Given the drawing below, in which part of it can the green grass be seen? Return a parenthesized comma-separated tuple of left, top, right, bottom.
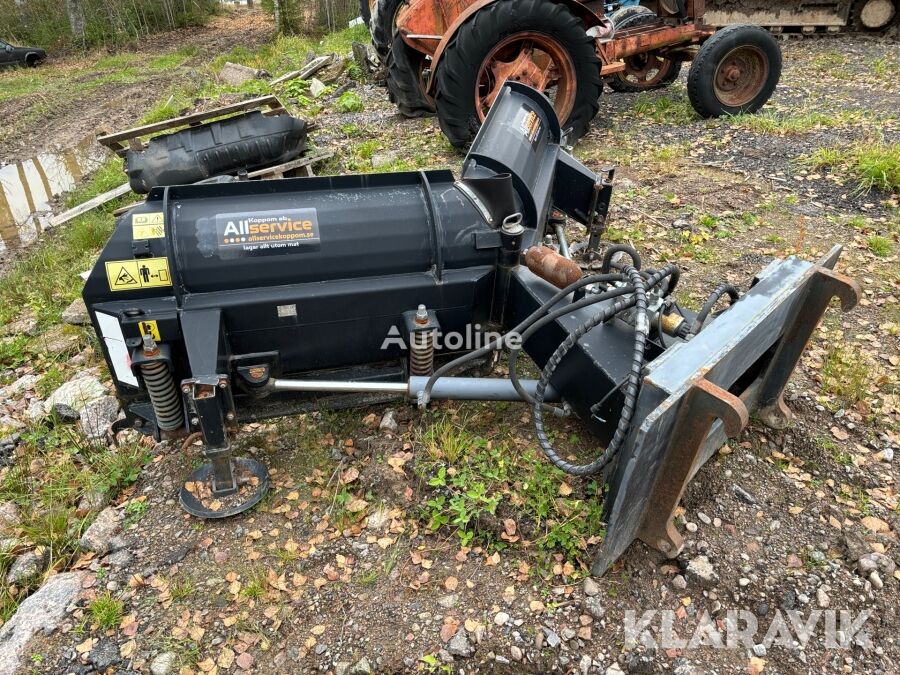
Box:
(867, 235, 894, 257)
(415, 414, 605, 566)
(632, 89, 697, 125)
(729, 109, 869, 135)
(802, 142, 900, 193)
(820, 345, 871, 407)
(90, 592, 123, 630)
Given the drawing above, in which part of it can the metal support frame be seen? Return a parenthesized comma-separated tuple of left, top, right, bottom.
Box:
(592, 246, 860, 575)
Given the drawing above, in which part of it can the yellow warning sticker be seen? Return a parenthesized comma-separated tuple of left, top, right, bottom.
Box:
(105, 257, 172, 292)
(132, 212, 165, 239)
(138, 320, 160, 341)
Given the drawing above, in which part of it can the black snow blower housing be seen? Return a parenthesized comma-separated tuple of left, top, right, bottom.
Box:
(82, 83, 860, 575)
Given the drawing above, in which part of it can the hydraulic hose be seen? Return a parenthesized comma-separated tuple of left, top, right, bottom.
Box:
(418, 272, 626, 406)
(600, 244, 641, 273)
(532, 265, 648, 476)
(691, 283, 740, 335)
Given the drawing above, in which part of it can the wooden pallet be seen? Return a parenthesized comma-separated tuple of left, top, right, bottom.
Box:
(96, 95, 288, 158)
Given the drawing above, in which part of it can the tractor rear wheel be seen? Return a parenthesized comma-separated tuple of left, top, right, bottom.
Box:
(371, 0, 403, 63)
(359, 0, 372, 30)
(385, 31, 436, 117)
(686, 24, 781, 118)
(434, 0, 602, 149)
(607, 5, 681, 92)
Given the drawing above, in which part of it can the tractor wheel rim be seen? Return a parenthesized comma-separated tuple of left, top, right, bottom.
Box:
(713, 45, 768, 108)
(476, 32, 577, 123)
(860, 0, 894, 27)
(620, 52, 673, 86)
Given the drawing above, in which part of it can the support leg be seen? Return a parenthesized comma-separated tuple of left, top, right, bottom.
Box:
(756, 268, 860, 429)
(636, 378, 748, 558)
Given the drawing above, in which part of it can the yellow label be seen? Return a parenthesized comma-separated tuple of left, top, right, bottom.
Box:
(132, 212, 165, 239)
(105, 257, 172, 291)
(137, 320, 160, 341)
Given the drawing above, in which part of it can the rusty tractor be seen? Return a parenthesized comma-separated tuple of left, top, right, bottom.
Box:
(368, 0, 784, 147)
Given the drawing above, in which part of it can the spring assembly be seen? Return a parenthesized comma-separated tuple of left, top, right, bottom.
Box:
(140, 337, 184, 431)
(409, 329, 436, 376)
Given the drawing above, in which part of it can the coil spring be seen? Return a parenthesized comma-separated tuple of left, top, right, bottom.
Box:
(409, 329, 435, 376)
(141, 360, 184, 431)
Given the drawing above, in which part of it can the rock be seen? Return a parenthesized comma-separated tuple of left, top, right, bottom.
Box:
(39, 325, 78, 355)
(89, 639, 120, 671)
(438, 594, 458, 609)
(49, 403, 79, 424)
(626, 654, 655, 673)
(318, 57, 347, 84)
(447, 630, 474, 657)
(731, 484, 757, 505)
(219, 61, 268, 86)
(77, 489, 108, 513)
(107, 549, 134, 568)
(816, 587, 830, 608)
(0, 502, 20, 531)
(561, 627, 577, 641)
(858, 552, 896, 577)
(334, 663, 351, 675)
(379, 410, 399, 434)
(509, 645, 523, 661)
(24, 401, 44, 423)
(6, 548, 50, 585)
(0, 571, 86, 674)
(583, 577, 600, 597)
(44, 376, 105, 416)
(371, 151, 400, 169)
(150, 651, 177, 675)
(0, 315, 38, 337)
(78, 396, 119, 440)
(2, 374, 38, 398)
(672, 574, 687, 590)
(78, 506, 122, 555)
(869, 571, 884, 590)
(543, 628, 561, 648)
(606, 664, 625, 675)
(309, 77, 327, 97)
(874, 446, 894, 462)
(61, 298, 89, 325)
(350, 657, 373, 674)
(751, 644, 767, 657)
(494, 611, 509, 626)
(697, 512, 711, 525)
(685, 555, 719, 587)
(584, 596, 604, 619)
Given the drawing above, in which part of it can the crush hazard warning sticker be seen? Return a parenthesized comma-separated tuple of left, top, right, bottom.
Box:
(105, 257, 171, 291)
(215, 208, 320, 255)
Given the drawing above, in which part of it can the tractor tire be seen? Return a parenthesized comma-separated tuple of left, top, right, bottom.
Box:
(434, 0, 602, 149)
(606, 5, 681, 92)
(850, 0, 897, 30)
(385, 31, 436, 117)
(371, 0, 404, 63)
(686, 24, 781, 118)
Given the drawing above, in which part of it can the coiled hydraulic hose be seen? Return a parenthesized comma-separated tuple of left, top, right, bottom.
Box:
(691, 283, 740, 335)
(532, 265, 649, 476)
(600, 244, 642, 274)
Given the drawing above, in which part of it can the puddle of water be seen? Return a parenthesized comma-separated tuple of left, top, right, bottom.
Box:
(0, 136, 108, 254)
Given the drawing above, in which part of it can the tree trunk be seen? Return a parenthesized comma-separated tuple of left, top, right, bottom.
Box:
(66, 0, 86, 44)
(273, 0, 283, 32)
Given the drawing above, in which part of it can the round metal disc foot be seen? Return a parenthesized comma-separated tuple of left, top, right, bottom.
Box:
(179, 457, 269, 519)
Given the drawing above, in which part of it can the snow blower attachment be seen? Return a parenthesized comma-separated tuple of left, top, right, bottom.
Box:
(82, 83, 860, 575)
